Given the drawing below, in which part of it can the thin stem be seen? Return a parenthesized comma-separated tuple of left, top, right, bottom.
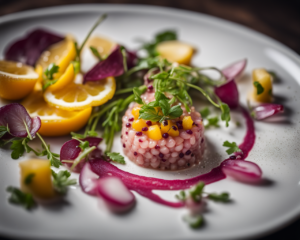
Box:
(78, 14, 107, 54)
(115, 88, 133, 95)
(71, 146, 96, 171)
(170, 77, 220, 108)
(23, 120, 32, 140)
(36, 133, 50, 153)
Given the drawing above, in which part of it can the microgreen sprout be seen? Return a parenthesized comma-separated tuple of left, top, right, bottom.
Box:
(42, 63, 59, 90)
(51, 170, 77, 194)
(6, 186, 35, 210)
(223, 141, 242, 155)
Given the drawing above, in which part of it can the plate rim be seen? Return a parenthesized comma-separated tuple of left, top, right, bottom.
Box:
(0, 4, 300, 239)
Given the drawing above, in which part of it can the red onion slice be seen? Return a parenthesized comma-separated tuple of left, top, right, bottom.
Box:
(0, 103, 40, 138)
(214, 79, 239, 109)
(222, 160, 262, 183)
(84, 46, 124, 83)
(97, 176, 135, 213)
(60, 137, 102, 172)
(251, 104, 284, 120)
(5, 29, 64, 66)
(79, 162, 99, 195)
(222, 59, 247, 80)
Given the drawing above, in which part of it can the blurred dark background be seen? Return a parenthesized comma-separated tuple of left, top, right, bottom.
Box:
(0, 0, 299, 240)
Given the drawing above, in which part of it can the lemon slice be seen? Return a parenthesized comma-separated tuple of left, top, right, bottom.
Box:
(44, 76, 116, 111)
(0, 60, 38, 100)
(81, 35, 116, 73)
(22, 89, 92, 137)
(36, 36, 76, 76)
(156, 41, 194, 65)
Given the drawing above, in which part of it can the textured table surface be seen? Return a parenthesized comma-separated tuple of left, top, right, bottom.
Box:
(0, 0, 299, 239)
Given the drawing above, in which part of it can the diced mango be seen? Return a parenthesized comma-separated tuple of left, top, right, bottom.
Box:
(160, 120, 172, 134)
(132, 107, 141, 120)
(156, 41, 194, 65)
(252, 68, 272, 103)
(160, 120, 179, 137)
(132, 119, 148, 132)
(182, 116, 193, 130)
(148, 125, 162, 141)
(19, 159, 55, 199)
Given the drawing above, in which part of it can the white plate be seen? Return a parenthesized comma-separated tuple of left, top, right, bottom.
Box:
(1, 4, 300, 240)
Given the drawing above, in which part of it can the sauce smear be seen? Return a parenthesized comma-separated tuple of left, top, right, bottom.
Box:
(89, 107, 255, 207)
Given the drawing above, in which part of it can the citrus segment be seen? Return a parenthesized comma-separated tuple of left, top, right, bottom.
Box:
(0, 60, 38, 100)
(46, 63, 75, 92)
(36, 36, 76, 76)
(44, 76, 116, 111)
(81, 36, 116, 73)
(156, 41, 194, 65)
(22, 90, 92, 137)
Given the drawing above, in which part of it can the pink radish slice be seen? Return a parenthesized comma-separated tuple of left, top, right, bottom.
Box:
(60, 137, 102, 172)
(222, 59, 247, 80)
(214, 79, 239, 109)
(0, 103, 40, 138)
(79, 162, 99, 195)
(84, 46, 124, 83)
(97, 176, 135, 213)
(251, 104, 284, 120)
(222, 160, 262, 183)
(5, 29, 64, 66)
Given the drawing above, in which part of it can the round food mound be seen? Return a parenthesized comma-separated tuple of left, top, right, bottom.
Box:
(121, 103, 205, 170)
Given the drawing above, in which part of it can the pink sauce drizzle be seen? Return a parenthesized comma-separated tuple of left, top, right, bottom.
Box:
(89, 106, 255, 208)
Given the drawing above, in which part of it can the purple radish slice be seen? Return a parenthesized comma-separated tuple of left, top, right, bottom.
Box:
(214, 79, 239, 109)
(60, 137, 102, 172)
(97, 176, 135, 213)
(251, 104, 284, 120)
(84, 46, 124, 83)
(126, 49, 138, 69)
(0, 103, 40, 138)
(222, 59, 247, 81)
(79, 162, 99, 195)
(222, 160, 262, 183)
(5, 29, 64, 66)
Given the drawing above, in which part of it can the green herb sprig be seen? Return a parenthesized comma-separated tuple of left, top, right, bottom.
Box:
(223, 141, 242, 155)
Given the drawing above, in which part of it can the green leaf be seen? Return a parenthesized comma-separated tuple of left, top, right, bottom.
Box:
(207, 192, 230, 202)
(159, 99, 170, 116)
(51, 170, 76, 194)
(253, 81, 264, 95)
(151, 72, 169, 80)
(70, 132, 86, 138)
(6, 186, 35, 210)
(200, 107, 210, 119)
(10, 139, 25, 159)
(168, 105, 183, 119)
(44, 63, 59, 80)
(175, 190, 186, 201)
(106, 152, 126, 164)
(220, 103, 231, 127)
(0, 125, 9, 138)
(72, 60, 80, 74)
(42, 79, 58, 91)
(139, 105, 163, 122)
(155, 30, 177, 43)
(24, 173, 35, 185)
(79, 141, 89, 150)
(223, 141, 242, 155)
(205, 116, 220, 129)
(183, 214, 204, 229)
(133, 87, 144, 104)
(190, 182, 205, 203)
(90, 46, 102, 60)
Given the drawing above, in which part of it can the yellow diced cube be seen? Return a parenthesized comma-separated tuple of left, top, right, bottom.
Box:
(148, 125, 162, 141)
(132, 119, 148, 132)
(19, 159, 55, 199)
(160, 120, 172, 134)
(156, 41, 194, 65)
(182, 116, 193, 130)
(131, 107, 141, 120)
(252, 68, 272, 103)
(168, 124, 180, 137)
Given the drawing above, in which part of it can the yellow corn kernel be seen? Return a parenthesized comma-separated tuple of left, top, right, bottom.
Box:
(252, 68, 272, 103)
(182, 116, 194, 130)
(148, 125, 162, 141)
(19, 159, 55, 199)
(131, 107, 141, 120)
(132, 119, 148, 132)
(160, 120, 179, 137)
